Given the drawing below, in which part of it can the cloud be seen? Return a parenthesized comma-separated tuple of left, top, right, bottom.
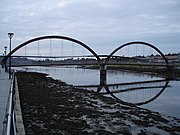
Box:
(0, 0, 180, 55)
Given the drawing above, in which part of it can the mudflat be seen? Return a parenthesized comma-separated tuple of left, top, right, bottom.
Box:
(16, 72, 180, 135)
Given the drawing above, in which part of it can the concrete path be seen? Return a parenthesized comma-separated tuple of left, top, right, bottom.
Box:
(0, 67, 11, 134)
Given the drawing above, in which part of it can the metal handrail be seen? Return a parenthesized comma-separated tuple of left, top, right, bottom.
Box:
(4, 72, 16, 135)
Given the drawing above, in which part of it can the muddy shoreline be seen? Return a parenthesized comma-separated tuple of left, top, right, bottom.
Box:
(16, 72, 180, 135)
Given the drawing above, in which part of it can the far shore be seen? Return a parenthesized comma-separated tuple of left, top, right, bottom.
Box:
(83, 64, 180, 79)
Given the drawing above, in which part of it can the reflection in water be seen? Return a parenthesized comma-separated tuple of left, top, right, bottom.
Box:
(76, 77, 170, 106)
(99, 80, 169, 106)
(14, 66, 180, 118)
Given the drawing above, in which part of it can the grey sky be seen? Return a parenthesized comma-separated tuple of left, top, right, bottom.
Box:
(0, 0, 180, 55)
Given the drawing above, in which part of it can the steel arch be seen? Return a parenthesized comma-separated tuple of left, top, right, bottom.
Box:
(2, 35, 100, 65)
(106, 41, 169, 65)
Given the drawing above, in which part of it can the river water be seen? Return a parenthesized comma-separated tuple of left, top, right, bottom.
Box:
(15, 66, 180, 118)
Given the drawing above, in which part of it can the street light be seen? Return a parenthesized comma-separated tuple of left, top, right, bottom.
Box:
(3, 46, 8, 70)
(8, 32, 14, 79)
(4, 46, 7, 56)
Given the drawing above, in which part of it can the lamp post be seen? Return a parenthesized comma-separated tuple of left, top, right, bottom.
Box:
(3, 46, 7, 70)
(8, 33, 14, 79)
(4, 46, 7, 56)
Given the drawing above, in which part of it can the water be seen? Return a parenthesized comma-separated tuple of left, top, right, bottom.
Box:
(14, 66, 180, 118)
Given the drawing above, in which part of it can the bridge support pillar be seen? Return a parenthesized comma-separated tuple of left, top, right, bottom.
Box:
(97, 64, 107, 92)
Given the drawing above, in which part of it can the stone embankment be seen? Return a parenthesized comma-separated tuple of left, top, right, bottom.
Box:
(16, 72, 180, 135)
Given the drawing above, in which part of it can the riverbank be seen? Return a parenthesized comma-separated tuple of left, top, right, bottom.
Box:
(86, 64, 180, 79)
(16, 72, 180, 135)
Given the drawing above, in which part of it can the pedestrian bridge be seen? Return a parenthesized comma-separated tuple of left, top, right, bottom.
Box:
(0, 35, 179, 135)
(1, 35, 169, 68)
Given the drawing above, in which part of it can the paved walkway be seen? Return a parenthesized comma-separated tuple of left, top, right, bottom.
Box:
(0, 67, 11, 134)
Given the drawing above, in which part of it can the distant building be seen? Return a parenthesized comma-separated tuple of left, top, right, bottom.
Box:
(147, 53, 180, 63)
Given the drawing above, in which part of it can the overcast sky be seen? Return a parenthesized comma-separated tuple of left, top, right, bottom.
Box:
(0, 0, 180, 55)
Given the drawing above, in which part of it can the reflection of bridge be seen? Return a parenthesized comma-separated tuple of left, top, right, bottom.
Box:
(112, 80, 170, 106)
(75, 79, 167, 88)
(74, 79, 170, 106)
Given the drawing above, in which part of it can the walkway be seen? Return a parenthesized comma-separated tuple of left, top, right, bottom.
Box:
(0, 67, 11, 134)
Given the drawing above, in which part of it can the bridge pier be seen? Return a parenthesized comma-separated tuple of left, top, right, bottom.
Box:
(97, 64, 107, 92)
(100, 64, 107, 85)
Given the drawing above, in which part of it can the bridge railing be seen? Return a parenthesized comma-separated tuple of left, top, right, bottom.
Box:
(3, 72, 17, 135)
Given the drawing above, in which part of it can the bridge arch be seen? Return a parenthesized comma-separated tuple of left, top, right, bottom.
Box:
(106, 41, 169, 65)
(2, 35, 100, 65)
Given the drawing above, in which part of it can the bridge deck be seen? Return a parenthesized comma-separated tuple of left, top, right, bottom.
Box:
(0, 67, 11, 134)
